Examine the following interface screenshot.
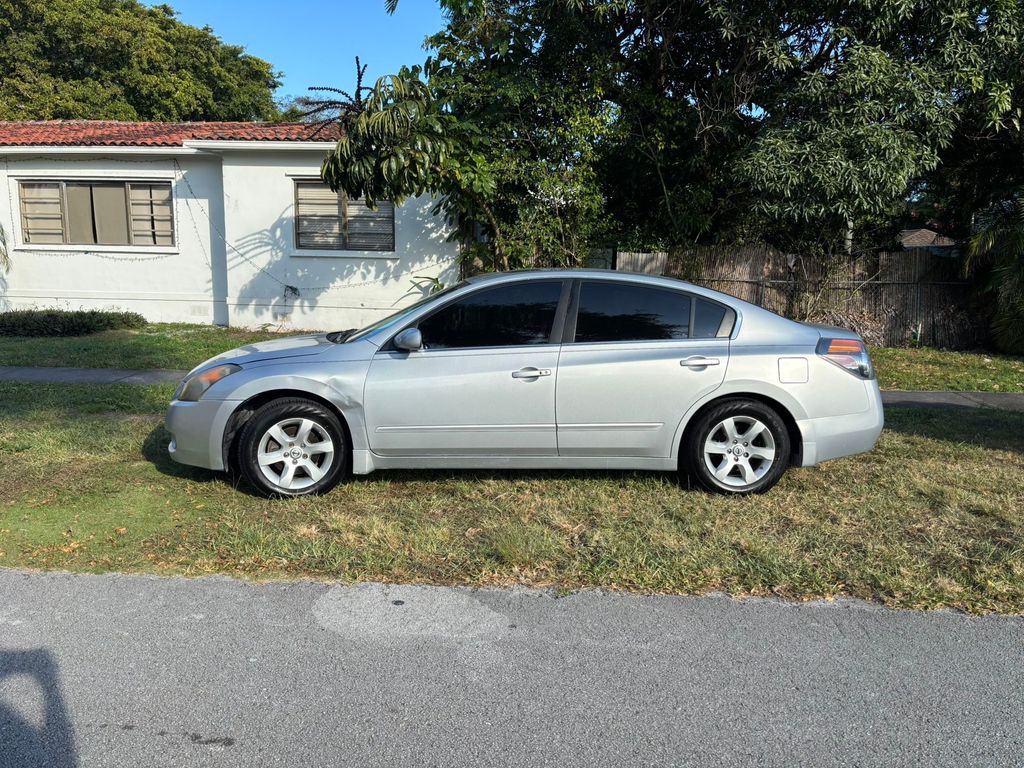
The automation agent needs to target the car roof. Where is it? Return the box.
[463,268,750,307]
[358,267,806,347]
[466,268,690,288]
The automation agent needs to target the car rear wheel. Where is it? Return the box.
[238,398,348,498]
[682,399,791,495]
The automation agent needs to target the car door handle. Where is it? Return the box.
[680,356,720,368]
[512,367,551,379]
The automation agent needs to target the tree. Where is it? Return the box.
[587,0,1022,252]
[319,4,612,271]
[339,0,1024,265]
[966,195,1024,353]
[915,7,1024,241]
[0,0,282,121]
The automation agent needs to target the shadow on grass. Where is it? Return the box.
[353,468,685,486]
[140,424,252,488]
[140,408,1020,495]
[141,423,685,491]
[141,424,296,498]
[884,407,1023,452]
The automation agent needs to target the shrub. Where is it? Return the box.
[0,309,147,337]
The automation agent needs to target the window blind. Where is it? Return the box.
[295,181,394,252]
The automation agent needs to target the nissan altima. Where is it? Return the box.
[166,270,884,497]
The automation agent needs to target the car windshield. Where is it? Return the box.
[338,282,466,343]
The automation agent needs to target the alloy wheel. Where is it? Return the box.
[256,417,335,491]
[702,415,777,489]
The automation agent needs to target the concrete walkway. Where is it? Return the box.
[882,389,1024,411]
[1,365,1023,410]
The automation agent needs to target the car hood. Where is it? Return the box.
[186,334,334,376]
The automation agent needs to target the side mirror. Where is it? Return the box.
[393,327,423,352]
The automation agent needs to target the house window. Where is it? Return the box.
[294,180,395,252]
[18,180,174,246]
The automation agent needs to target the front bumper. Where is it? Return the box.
[797,382,884,467]
[165,398,239,471]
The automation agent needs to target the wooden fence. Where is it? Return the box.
[614,244,983,349]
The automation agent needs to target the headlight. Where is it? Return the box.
[175,364,242,401]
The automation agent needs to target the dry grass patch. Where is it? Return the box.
[1,382,1022,612]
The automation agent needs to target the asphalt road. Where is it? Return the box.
[1,570,1022,767]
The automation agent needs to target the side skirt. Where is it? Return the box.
[350,449,676,475]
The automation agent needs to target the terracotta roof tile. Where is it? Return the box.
[0,120,340,147]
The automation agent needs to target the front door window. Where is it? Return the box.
[416,281,563,349]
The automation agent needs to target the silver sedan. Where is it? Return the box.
[166,270,884,497]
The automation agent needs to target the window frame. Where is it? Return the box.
[292,178,396,254]
[383,279,572,352]
[16,179,176,248]
[562,279,737,345]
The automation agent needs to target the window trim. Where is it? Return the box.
[563,279,736,345]
[16,178,176,248]
[382,279,572,353]
[292,178,396,254]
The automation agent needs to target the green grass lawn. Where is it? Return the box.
[1,322,1022,391]
[0,323,288,370]
[871,347,1024,392]
[1,381,1022,613]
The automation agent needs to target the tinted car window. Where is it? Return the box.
[693,298,735,338]
[574,282,690,342]
[416,281,562,349]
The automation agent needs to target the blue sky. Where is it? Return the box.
[146,1,446,99]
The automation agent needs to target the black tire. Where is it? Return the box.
[237,397,349,498]
[681,399,791,495]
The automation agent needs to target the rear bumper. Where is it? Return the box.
[797,382,884,467]
[165,398,239,471]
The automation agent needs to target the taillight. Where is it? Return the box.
[816,338,874,379]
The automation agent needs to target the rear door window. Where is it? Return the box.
[693,298,736,338]
[574,282,690,342]
[416,280,563,349]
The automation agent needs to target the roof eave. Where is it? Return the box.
[0,145,206,155]
[182,140,336,151]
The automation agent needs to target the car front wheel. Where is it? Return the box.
[237,398,348,498]
[682,399,791,495]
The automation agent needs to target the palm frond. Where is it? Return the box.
[968,192,1024,352]
[968,197,1021,261]
[991,298,1024,353]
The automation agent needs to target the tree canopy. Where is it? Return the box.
[0,0,282,121]
[324,0,1024,267]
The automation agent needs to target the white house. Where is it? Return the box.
[0,121,460,329]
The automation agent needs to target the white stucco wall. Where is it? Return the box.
[218,149,459,329]
[0,146,460,329]
[0,151,223,323]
